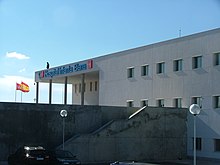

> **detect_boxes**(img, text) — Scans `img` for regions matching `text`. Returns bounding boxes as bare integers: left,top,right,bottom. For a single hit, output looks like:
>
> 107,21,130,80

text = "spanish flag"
21,82,30,92
16,82,30,92
16,83,22,90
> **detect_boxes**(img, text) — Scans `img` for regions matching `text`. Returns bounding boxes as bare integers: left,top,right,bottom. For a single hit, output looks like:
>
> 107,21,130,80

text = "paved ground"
1,159,220,165
146,159,220,165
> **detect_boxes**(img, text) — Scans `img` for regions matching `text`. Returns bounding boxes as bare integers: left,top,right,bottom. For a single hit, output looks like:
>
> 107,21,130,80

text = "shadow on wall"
187,109,220,158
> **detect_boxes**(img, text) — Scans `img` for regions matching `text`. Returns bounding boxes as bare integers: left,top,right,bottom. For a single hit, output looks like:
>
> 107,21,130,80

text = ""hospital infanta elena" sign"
38,59,93,79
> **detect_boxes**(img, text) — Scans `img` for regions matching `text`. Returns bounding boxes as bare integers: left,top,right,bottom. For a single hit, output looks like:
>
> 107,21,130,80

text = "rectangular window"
174,98,182,108
192,56,202,69
157,99,164,107
127,67,134,78
90,82,93,91
213,96,220,108
95,81,98,91
75,84,77,93
79,83,81,93
173,59,183,71
157,62,165,74
192,97,202,108
141,99,148,107
193,138,202,150
214,52,220,66
127,100,134,107
196,138,202,150
141,65,149,76
214,139,220,152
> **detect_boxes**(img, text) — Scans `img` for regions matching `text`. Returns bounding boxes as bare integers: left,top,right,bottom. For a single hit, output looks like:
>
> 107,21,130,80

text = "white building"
35,28,220,159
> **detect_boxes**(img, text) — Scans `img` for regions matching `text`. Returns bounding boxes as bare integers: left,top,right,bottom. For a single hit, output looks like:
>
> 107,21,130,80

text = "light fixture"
189,104,201,115
60,109,67,117
189,104,201,165
60,109,67,150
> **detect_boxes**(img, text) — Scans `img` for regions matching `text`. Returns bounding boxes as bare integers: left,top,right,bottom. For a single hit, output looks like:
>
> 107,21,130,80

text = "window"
193,138,202,150
127,100,134,107
141,99,148,107
213,52,220,66
196,138,202,150
192,56,202,69
141,65,149,76
192,97,202,108
157,62,165,74
157,99,164,107
127,67,134,78
79,83,81,93
74,84,77,93
90,82,93,91
174,98,182,108
95,81,98,91
213,96,220,108
214,139,220,152
173,59,183,71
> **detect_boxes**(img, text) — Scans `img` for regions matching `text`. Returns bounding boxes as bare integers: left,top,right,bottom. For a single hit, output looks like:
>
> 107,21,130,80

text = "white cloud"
0,75,72,104
0,75,34,91
6,52,30,60
19,68,26,73
0,75,34,102
0,75,32,86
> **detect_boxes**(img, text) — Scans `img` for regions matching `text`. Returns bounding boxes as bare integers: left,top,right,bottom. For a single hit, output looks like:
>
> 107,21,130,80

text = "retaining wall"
0,102,187,163
62,107,187,163
0,102,137,160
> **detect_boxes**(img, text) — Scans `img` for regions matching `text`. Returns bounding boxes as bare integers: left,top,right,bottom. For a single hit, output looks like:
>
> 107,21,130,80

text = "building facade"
35,28,220,159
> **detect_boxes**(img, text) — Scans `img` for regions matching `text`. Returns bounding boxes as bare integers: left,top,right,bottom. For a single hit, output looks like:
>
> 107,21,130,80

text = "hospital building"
35,28,220,159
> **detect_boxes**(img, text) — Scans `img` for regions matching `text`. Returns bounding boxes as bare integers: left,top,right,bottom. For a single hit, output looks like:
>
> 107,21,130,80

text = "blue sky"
0,0,220,103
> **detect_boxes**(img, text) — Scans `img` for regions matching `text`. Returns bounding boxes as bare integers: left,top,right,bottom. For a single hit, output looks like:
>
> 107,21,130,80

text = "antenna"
179,28,182,37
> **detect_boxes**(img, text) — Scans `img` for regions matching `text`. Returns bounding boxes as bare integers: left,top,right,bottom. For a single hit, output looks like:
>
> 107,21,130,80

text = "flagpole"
15,82,17,102
15,89,17,102
21,91,22,103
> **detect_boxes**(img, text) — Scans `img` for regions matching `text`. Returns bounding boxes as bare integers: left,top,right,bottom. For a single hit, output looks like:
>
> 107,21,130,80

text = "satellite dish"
189,104,201,115
60,109,67,117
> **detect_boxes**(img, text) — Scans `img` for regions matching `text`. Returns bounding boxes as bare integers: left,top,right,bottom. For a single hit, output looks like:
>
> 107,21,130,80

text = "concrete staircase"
58,106,187,164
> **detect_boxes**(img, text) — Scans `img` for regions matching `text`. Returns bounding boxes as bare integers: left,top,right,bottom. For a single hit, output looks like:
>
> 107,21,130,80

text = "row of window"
74,81,98,93
126,95,220,108
127,52,220,78
195,138,220,152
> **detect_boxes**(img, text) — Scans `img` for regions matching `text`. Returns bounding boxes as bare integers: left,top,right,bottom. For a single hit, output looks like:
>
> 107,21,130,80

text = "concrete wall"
0,102,137,161
61,107,187,163
0,102,187,162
